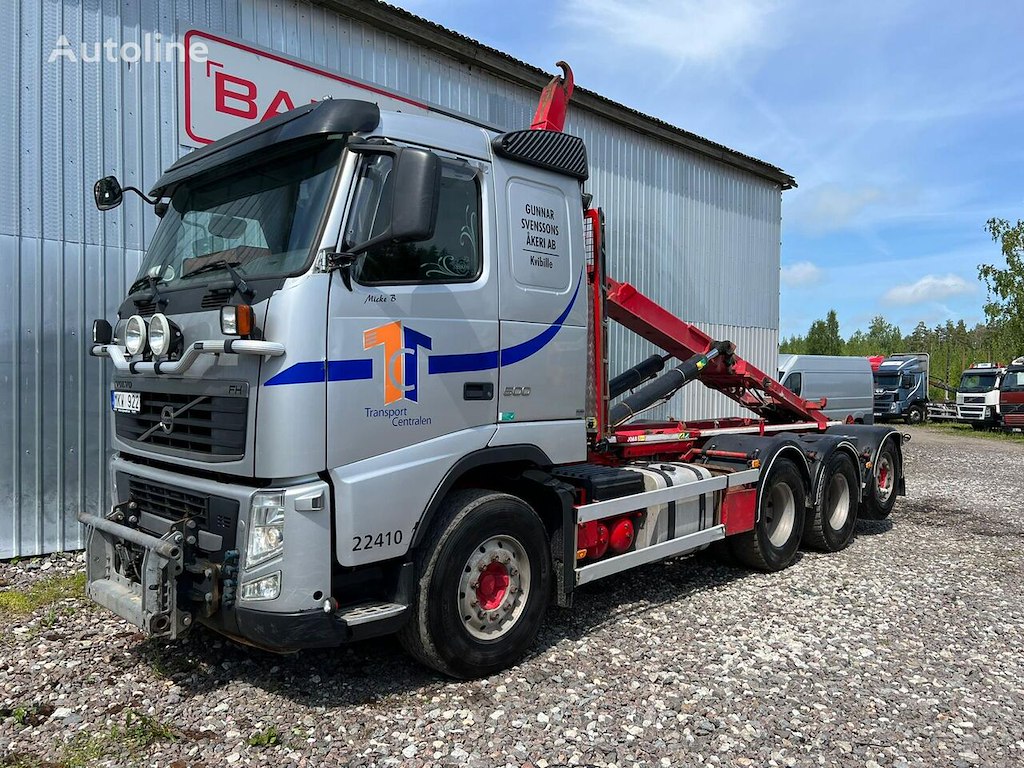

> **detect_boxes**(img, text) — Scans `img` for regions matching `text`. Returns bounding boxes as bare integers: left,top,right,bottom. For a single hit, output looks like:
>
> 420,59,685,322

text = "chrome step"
337,601,407,627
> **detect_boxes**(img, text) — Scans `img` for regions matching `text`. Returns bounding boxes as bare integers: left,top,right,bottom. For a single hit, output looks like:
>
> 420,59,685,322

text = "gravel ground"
2,427,1024,767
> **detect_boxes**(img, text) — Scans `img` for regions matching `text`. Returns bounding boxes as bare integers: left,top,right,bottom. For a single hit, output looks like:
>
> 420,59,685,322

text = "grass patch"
0,703,55,727
247,726,282,748
918,421,1024,442
62,710,177,768
0,573,86,617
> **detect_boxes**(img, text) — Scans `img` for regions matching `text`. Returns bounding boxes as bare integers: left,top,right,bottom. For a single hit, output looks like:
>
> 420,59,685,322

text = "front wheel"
730,458,806,571
399,489,551,678
906,405,925,425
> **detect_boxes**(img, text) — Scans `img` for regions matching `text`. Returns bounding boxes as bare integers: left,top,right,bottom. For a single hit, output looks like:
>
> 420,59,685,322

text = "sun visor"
150,99,381,198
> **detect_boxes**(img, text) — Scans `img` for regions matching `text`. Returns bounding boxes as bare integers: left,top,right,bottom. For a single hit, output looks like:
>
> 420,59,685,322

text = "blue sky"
397,0,1024,338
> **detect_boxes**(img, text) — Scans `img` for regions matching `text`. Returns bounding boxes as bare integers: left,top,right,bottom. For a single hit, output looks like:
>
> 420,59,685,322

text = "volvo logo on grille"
159,405,176,434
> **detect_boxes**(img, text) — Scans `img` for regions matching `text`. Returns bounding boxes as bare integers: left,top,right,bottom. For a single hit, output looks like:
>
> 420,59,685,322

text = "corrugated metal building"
0,0,793,557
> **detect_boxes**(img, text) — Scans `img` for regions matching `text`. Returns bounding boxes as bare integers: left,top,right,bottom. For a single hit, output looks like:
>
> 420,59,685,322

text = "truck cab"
873,354,928,424
997,358,1024,432
956,362,1005,430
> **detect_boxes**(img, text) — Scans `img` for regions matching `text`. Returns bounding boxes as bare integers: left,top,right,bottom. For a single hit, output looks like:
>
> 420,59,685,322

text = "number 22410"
352,529,403,552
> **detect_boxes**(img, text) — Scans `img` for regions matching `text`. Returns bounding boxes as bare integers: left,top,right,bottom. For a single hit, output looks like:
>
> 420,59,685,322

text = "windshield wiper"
182,259,255,301
127,274,167,307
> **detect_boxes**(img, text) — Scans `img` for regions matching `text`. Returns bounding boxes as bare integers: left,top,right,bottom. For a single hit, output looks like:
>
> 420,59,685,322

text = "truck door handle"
463,382,494,401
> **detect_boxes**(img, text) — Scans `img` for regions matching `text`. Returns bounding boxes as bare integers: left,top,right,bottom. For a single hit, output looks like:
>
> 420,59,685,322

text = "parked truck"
956,362,1005,430
81,68,908,678
873,353,930,424
999,357,1024,432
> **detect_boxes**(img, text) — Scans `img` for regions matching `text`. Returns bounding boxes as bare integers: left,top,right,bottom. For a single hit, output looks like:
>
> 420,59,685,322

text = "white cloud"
559,0,783,68
882,274,975,306
780,260,823,287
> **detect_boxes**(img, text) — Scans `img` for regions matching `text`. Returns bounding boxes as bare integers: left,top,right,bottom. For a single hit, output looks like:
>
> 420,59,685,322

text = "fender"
410,444,552,549
696,433,812,521
825,424,907,497
791,432,863,507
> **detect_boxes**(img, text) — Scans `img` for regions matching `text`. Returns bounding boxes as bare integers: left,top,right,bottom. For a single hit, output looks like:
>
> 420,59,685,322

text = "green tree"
805,309,844,355
979,218,1024,355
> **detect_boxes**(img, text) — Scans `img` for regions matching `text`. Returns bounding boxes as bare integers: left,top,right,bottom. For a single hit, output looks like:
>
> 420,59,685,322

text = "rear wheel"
399,489,550,678
803,452,859,551
862,439,899,520
730,459,806,571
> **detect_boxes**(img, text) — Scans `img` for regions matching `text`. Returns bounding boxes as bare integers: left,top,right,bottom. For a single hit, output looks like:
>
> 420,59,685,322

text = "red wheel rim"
476,561,510,610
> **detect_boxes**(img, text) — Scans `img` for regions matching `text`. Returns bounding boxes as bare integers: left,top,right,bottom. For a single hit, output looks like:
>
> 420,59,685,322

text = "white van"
777,354,875,424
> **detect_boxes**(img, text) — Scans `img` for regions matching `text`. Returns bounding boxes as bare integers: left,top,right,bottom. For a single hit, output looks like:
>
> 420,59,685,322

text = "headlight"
240,572,281,601
247,492,285,566
124,315,148,356
149,313,171,357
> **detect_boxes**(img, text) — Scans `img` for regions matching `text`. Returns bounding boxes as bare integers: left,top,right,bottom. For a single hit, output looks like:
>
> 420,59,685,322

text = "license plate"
111,391,141,414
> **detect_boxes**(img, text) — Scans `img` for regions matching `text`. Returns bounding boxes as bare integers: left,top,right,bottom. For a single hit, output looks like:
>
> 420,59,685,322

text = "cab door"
326,153,498,468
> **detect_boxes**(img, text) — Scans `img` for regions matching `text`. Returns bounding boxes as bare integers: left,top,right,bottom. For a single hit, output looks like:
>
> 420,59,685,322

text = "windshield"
1001,370,1024,392
874,374,899,388
959,372,998,393
135,140,344,290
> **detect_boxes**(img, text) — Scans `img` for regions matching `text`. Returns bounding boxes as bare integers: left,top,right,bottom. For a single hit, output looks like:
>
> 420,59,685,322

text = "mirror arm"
325,251,360,291
123,186,161,207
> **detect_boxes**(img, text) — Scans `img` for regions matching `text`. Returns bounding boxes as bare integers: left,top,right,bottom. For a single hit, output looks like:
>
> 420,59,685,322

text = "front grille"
122,474,239,552
958,406,985,419
129,477,207,521
115,389,248,458
964,396,986,404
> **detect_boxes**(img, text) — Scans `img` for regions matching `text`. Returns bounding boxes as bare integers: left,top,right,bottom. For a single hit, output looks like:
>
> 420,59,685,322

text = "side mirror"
94,176,124,211
346,145,441,255
389,147,442,243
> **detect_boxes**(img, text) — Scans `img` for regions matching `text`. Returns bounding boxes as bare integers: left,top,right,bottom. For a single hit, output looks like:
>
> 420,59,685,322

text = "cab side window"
784,372,802,396
357,159,481,285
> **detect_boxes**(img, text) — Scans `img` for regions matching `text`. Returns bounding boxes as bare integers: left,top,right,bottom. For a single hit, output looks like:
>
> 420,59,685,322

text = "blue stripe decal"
266,358,373,386
328,359,374,381
429,271,583,375
428,350,499,374
265,361,326,386
266,271,582,384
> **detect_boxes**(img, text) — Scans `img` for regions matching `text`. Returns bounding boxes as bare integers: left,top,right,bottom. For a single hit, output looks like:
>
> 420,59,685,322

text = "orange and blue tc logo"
363,321,432,404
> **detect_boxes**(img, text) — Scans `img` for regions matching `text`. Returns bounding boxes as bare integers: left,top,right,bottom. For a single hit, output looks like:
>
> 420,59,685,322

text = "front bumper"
81,456,407,652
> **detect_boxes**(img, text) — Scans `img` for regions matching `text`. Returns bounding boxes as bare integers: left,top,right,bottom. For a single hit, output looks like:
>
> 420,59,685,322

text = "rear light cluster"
577,515,637,561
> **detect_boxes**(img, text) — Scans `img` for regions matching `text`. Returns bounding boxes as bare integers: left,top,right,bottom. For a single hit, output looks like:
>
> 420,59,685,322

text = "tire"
862,439,899,520
970,422,987,432
398,489,551,679
803,452,859,552
730,458,806,571
906,406,925,425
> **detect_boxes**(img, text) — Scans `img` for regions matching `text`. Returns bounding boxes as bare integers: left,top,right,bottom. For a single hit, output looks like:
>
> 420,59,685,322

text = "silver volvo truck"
84,97,906,678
